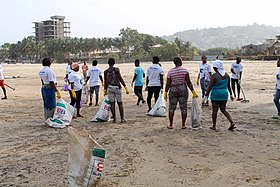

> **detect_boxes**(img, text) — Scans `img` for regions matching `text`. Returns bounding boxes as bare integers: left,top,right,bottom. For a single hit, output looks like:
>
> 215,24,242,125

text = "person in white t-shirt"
68,62,83,117
85,60,104,106
231,57,243,101
273,59,280,118
0,65,7,99
39,58,61,120
196,55,211,106
146,56,164,112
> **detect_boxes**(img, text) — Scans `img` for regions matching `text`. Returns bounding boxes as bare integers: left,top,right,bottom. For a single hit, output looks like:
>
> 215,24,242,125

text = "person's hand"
125,86,129,94
202,96,208,104
230,95,234,101
196,78,199,85
56,91,61,99
104,89,107,96
71,89,77,99
238,79,241,84
164,91,168,101
191,90,198,98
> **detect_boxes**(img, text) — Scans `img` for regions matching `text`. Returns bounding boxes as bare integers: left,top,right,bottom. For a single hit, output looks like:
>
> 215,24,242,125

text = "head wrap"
71,62,79,69
213,60,225,76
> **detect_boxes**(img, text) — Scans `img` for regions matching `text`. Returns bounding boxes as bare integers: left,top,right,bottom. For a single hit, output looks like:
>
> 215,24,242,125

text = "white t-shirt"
277,67,280,90
199,63,212,81
87,66,102,87
0,66,4,80
147,64,164,87
68,71,83,91
39,66,57,84
231,62,243,79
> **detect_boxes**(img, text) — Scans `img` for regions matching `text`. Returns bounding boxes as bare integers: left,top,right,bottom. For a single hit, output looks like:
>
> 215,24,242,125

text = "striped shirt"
167,66,188,85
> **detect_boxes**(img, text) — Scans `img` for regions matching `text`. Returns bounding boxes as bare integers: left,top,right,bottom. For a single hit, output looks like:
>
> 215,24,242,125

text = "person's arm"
132,74,137,84
104,70,108,90
231,68,235,74
205,75,215,97
164,77,171,100
116,68,129,94
143,72,145,78
160,74,164,89
99,75,104,86
227,74,234,100
185,73,194,91
85,76,90,84
239,71,242,80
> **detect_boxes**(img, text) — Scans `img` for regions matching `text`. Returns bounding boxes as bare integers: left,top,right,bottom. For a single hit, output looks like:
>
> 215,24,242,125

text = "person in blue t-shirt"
131,59,146,106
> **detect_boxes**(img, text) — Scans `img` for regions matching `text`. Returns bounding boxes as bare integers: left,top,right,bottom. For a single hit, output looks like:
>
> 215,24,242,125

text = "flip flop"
181,126,187,129
228,124,236,131
167,125,173,129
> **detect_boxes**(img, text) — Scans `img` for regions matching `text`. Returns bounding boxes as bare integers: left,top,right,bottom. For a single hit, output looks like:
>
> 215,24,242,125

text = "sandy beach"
0,60,279,187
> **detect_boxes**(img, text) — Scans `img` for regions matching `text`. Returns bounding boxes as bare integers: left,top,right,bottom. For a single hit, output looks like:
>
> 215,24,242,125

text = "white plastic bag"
91,96,111,122
45,98,75,128
81,85,89,104
148,91,167,117
67,127,105,187
191,97,201,129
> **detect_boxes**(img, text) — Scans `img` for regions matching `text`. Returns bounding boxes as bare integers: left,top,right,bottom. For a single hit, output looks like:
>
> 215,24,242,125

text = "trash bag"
147,91,166,117
81,85,89,104
67,127,105,187
191,97,201,129
45,98,75,128
91,96,111,122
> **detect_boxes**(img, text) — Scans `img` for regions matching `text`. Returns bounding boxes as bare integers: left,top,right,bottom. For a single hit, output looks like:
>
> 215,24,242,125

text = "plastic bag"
91,96,111,122
191,97,201,129
45,98,75,128
67,127,105,187
81,85,89,104
147,91,166,117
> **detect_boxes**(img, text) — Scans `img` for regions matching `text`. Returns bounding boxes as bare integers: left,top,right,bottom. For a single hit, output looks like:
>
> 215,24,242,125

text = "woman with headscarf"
68,62,83,117
205,59,235,131
164,57,198,129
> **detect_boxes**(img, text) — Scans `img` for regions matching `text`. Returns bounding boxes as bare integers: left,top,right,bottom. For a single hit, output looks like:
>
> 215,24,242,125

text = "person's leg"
134,86,141,105
204,81,210,105
154,86,161,103
211,104,219,130
168,86,178,129
273,89,280,115
2,87,7,99
139,86,145,103
116,88,126,123
75,90,83,117
178,85,188,128
94,86,100,106
110,101,116,122
108,87,116,122
147,87,154,111
89,87,93,105
231,78,236,98
237,81,241,99
200,78,206,98
69,90,76,106
219,102,235,130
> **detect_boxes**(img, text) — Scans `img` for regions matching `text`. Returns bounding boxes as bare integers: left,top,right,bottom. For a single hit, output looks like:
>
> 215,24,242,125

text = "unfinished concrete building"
33,16,70,41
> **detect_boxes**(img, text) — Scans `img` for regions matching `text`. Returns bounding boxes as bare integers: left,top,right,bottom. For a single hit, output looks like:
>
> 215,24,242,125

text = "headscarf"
213,60,225,76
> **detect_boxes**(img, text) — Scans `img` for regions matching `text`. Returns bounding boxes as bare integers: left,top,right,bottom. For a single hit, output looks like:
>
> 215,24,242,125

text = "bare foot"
77,114,83,118
181,126,187,129
210,126,216,130
167,125,173,129
120,119,127,123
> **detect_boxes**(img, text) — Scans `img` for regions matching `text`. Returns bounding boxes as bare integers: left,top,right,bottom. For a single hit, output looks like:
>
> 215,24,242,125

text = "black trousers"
69,89,82,108
231,78,240,97
147,86,161,109
134,86,144,103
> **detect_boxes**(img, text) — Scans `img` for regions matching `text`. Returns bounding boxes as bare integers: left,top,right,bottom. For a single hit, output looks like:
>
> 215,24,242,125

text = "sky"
1,0,280,45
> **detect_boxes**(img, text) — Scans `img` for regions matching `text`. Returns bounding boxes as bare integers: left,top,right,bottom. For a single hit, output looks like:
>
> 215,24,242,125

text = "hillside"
162,24,280,50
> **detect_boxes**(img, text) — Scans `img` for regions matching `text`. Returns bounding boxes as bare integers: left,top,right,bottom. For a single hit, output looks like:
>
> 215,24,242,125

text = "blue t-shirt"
134,66,145,86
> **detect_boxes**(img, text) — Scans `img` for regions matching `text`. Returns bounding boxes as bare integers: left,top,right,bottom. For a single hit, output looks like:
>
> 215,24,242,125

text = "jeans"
134,86,144,104
200,78,210,98
274,89,280,114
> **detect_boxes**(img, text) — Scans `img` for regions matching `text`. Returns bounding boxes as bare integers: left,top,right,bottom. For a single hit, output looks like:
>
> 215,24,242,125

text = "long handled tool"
4,83,15,91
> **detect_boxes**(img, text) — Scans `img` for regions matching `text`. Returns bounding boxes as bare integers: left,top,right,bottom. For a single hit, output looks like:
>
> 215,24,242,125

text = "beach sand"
0,61,279,187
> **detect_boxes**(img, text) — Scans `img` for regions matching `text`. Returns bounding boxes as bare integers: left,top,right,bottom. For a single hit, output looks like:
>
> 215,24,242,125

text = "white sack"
45,98,75,128
148,91,166,117
67,127,105,187
91,96,111,122
191,97,201,129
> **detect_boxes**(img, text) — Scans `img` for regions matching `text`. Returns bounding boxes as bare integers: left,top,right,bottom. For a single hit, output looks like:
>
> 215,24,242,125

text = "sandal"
228,124,236,131
210,127,216,130
167,125,173,129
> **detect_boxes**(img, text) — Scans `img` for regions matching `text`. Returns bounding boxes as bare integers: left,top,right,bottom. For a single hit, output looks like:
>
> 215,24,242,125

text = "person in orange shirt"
82,61,88,80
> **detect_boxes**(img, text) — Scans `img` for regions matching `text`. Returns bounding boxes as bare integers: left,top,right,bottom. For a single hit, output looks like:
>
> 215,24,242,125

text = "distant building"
241,44,266,56
33,15,70,41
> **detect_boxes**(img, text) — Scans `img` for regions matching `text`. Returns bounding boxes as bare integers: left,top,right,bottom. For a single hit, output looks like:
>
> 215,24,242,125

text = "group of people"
38,55,280,129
